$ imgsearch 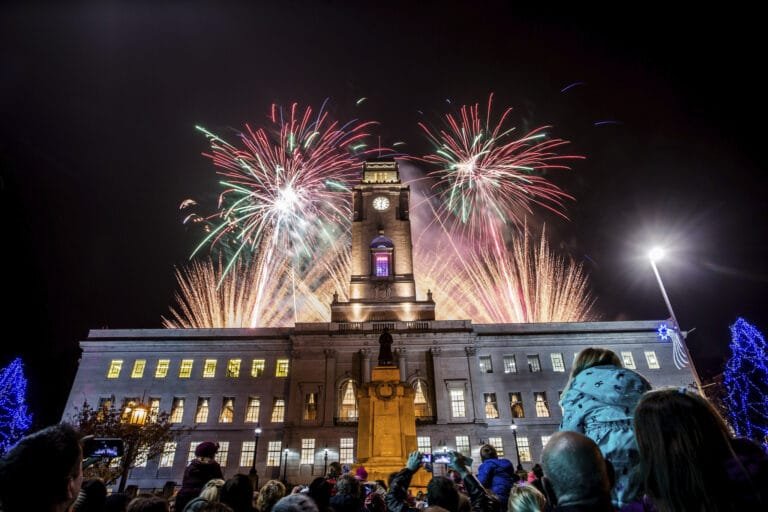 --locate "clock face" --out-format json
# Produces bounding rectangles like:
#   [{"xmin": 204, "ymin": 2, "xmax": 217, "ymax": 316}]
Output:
[{"xmin": 372, "ymin": 196, "xmax": 390, "ymax": 211}]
